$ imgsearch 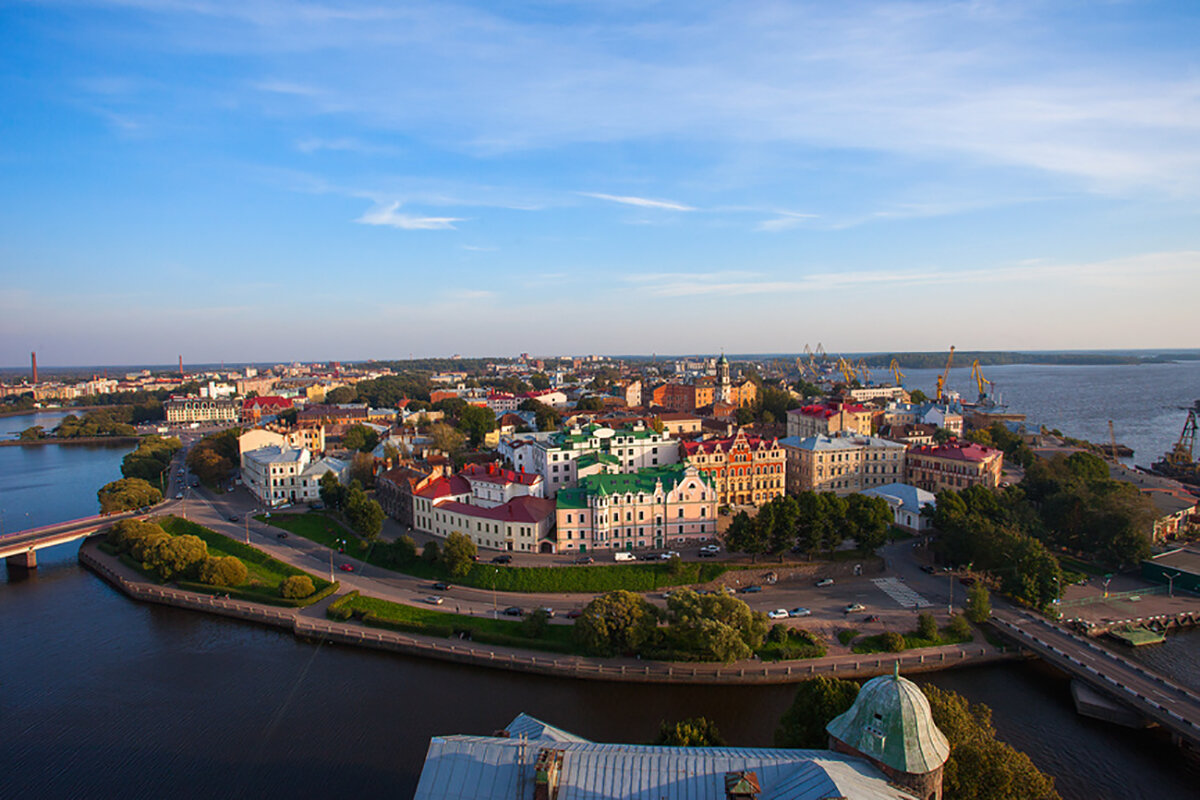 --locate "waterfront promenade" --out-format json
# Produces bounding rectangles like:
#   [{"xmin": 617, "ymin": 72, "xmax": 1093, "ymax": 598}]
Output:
[{"xmin": 78, "ymin": 539, "xmax": 1016, "ymax": 685}]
